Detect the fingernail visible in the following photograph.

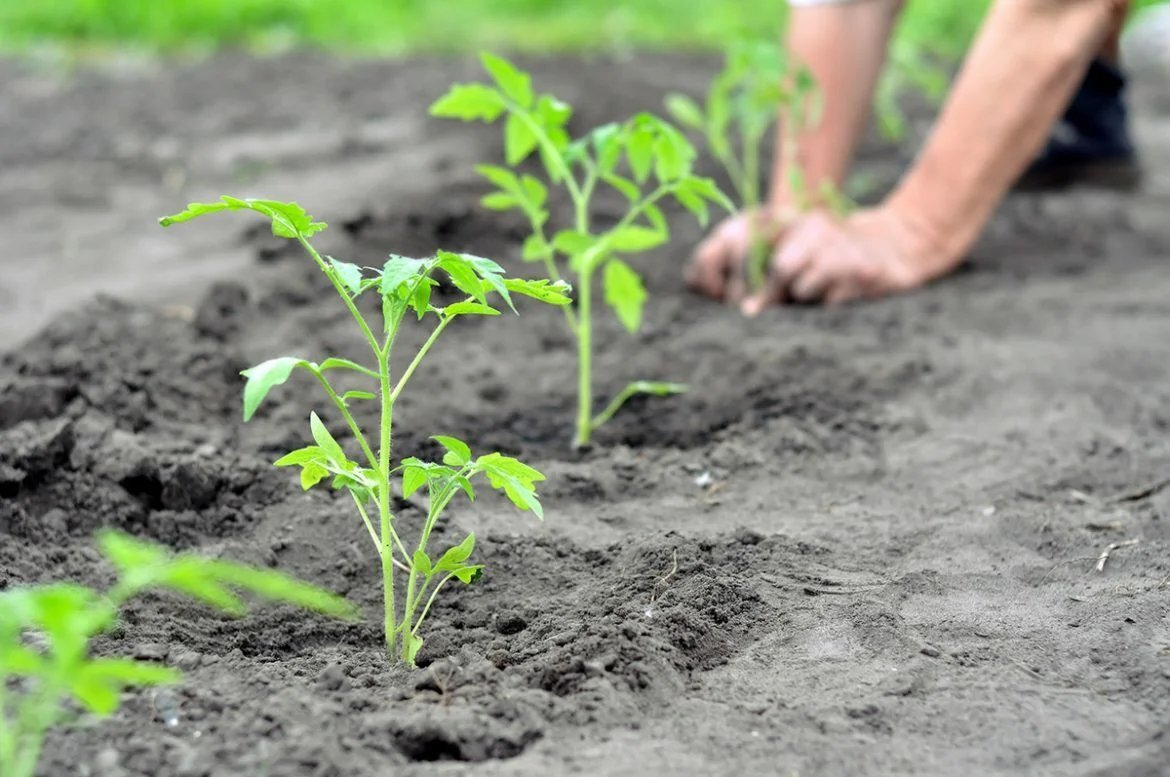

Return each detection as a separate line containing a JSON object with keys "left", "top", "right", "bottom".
{"left": 741, "top": 296, "right": 763, "bottom": 317}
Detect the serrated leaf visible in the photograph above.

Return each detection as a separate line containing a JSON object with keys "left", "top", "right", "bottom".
{"left": 309, "top": 412, "right": 345, "bottom": 465}
{"left": 674, "top": 188, "right": 709, "bottom": 227}
{"left": 665, "top": 94, "right": 705, "bottom": 130}
{"left": 444, "top": 301, "right": 501, "bottom": 317}
{"left": 462, "top": 254, "right": 515, "bottom": 313}
{"left": 435, "top": 533, "right": 476, "bottom": 571}
{"left": 504, "top": 113, "right": 539, "bottom": 165}
{"left": 328, "top": 258, "right": 363, "bottom": 295}
{"left": 503, "top": 278, "right": 573, "bottom": 306}
{"left": 535, "top": 94, "right": 572, "bottom": 130}
{"left": 609, "top": 226, "right": 666, "bottom": 253}
{"left": 476, "top": 453, "right": 545, "bottom": 519}
{"left": 653, "top": 129, "right": 691, "bottom": 183}
{"left": 476, "top": 164, "right": 520, "bottom": 190}
{"left": 452, "top": 565, "right": 484, "bottom": 584}
{"left": 319, "top": 357, "right": 377, "bottom": 376}
{"left": 429, "top": 83, "right": 506, "bottom": 121}
{"left": 603, "top": 259, "right": 646, "bottom": 334}
{"left": 433, "top": 435, "right": 472, "bottom": 466}
{"left": 521, "top": 176, "right": 547, "bottom": 209}
{"left": 402, "top": 465, "right": 428, "bottom": 499}
{"left": 436, "top": 251, "right": 487, "bottom": 303}
{"left": 480, "top": 52, "right": 533, "bottom": 108}
{"left": 159, "top": 196, "right": 325, "bottom": 239}
{"left": 381, "top": 255, "right": 427, "bottom": 297}
{"left": 241, "top": 357, "right": 308, "bottom": 422}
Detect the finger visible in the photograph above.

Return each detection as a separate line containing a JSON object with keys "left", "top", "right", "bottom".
{"left": 686, "top": 234, "right": 730, "bottom": 300}
{"left": 824, "top": 281, "right": 862, "bottom": 306}
{"left": 787, "top": 262, "right": 835, "bottom": 304}
{"left": 741, "top": 218, "right": 824, "bottom": 315}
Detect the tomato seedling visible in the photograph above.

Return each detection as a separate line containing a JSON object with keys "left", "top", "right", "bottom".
{"left": 0, "top": 531, "right": 355, "bottom": 777}
{"left": 666, "top": 42, "right": 849, "bottom": 292}
{"left": 431, "top": 54, "right": 731, "bottom": 448}
{"left": 160, "top": 196, "right": 570, "bottom": 664}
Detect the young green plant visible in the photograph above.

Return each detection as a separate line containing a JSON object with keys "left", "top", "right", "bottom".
{"left": 0, "top": 530, "right": 355, "bottom": 777}
{"left": 431, "top": 54, "right": 732, "bottom": 448}
{"left": 666, "top": 42, "right": 847, "bottom": 293}
{"left": 160, "top": 196, "right": 570, "bottom": 665}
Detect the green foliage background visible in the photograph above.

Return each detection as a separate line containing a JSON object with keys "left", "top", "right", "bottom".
{"left": 0, "top": 0, "right": 994, "bottom": 56}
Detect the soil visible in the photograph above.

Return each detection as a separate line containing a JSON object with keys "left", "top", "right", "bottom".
{"left": 2, "top": 49, "right": 1169, "bottom": 777}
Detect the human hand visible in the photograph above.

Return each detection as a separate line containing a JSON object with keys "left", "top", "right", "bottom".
{"left": 685, "top": 208, "right": 790, "bottom": 305}
{"left": 739, "top": 206, "right": 951, "bottom": 313}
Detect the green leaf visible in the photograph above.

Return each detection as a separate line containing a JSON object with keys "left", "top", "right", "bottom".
{"left": 504, "top": 113, "right": 539, "bottom": 165}
{"left": 480, "top": 52, "right": 534, "bottom": 108}
{"left": 476, "top": 164, "right": 520, "bottom": 190}
{"left": 444, "top": 301, "right": 501, "bottom": 317}
{"left": 204, "top": 560, "right": 358, "bottom": 620}
{"left": 609, "top": 226, "right": 666, "bottom": 253}
{"left": 273, "top": 446, "right": 327, "bottom": 467}
{"left": 674, "top": 188, "right": 708, "bottom": 227}
{"left": 429, "top": 83, "right": 506, "bottom": 121}
{"left": 342, "top": 390, "right": 377, "bottom": 402}
{"left": 436, "top": 251, "right": 487, "bottom": 303}
{"left": 319, "top": 357, "right": 377, "bottom": 377}
{"left": 535, "top": 95, "right": 572, "bottom": 131}
{"left": 503, "top": 278, "right": 573, "bottom": 306}
{"left": 241, "top": 357, "right": 309, "bottom": 422}
{"left": 309, "top": 412, "right": 345, "bottom": 465}
{"left": 623, "top": 380, "right": 688, "bottom": 397}
{"left": 402, "top": 464, "right": 429, "bottom": 499}
{"left": 481, "top": 192, "right": 519, "bottom": 211}
{"left": 433, "top": 435, "right": 472, "bottom": 466}
{"left": 301, "top": 462, "right": 329, "bottom": 490}
{"left": 653, "top": 128, "right": 691, "bottom": 183}
{"left": 381, "top": 255, "right": 427, "bottom": 297}
{"left": 665, "top": 93, "right": 705, "bottom": 130}
{"left": 552, "top": 230, "right": 594, "bottom": 258}
{"left": 463, "top": 254, "right": 515, "bottom": 313}
{"left": 435, "top": 533, "right": 476, "bottom": 571}
{"left": 159, "top": 196, "right": 325, "bottom": 239}
{"left": 73, "top": 659, "right": 180, "bottom": 715}
{"left": 522, "top": 235, "right": 551, "bottom": 263}
{"left": 521, "top": 176, "right": 548, "bottom": 209}
{"left": 626, "top": 128, "right": 654, "bottom": 183}
{"left": 412, "top": 550, "right": 433, "bottom": 577}
{"left": 476, "top": 453, "right": 545, "bottom": 519}
{"left": 328, "top": 258, "right": 363, "bottom": 296}
{"left": 602, "top": 173, "right": 641, "bottom": 202}
{"left": 452, "top": 565, "right": 484, "bottom": 584}
{"left": 603, "top": 259, "right": 646, "bottom": 334}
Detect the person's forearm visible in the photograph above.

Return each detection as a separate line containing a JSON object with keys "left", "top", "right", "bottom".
{"left": 887, "top": 0, "right": 1125, "bottom": 275}
{"left": 769, "top": 0, "right": 903, "bottom": 209}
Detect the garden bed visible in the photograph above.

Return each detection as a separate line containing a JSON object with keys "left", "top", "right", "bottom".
{"left": 1, "top": 53, "right": 1168, "bottom": 776}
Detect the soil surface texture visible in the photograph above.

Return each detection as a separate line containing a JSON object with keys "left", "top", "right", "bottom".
{"left": 1, "top": 50, "right": 1169, "bottom": 777}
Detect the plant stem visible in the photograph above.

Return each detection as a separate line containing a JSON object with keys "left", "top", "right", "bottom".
{"left": 390, "top": 316, "right": 453, "bottom": 403}
{"left": 312, "top": 371, "right": 378, "bottom": 471}
{"left": 376, "top": 348, "right": 396, "bottom": 661}
{"left": 411, "top": 573, "right": 456, "bottom": 636}
{"left": 296, "top": 235, "right": 382, "bottom": 359}
{"left": 573, "top": 264, "right": 594, "bottom": 449}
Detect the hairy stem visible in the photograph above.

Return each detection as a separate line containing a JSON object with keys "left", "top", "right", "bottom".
{"left": 376, "top": 347, "right": 397, "bottom": 661}
{"left": 573, "top": 264, "right": 594, "bottom": 449}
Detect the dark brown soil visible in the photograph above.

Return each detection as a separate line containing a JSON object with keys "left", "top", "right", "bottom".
{"left": 1, "top": 51, "right": 1169, "bottom": 776}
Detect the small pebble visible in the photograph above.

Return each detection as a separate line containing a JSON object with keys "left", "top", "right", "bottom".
{"left": 920, "top": 645, "right": 941, "bottom": 658}
{"left": 134, "top": 642, "right": 168, "bottom": 661}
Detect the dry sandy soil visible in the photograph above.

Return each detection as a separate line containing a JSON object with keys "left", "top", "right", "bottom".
{"left": 1, "top": 48, "right": 1168, "bottom": 776}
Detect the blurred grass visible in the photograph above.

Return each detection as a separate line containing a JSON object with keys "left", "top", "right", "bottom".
{"left": 0, "top": 0, "right": 985, "bottom": 56}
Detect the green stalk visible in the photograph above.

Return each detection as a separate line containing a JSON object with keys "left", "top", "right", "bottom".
{"left": 570, "top": 186, "right": 593, "bottom": 449}
{"left": 376, "top": 347, "right": 396, "bottom": 661}
{"left": 573, "top": 264, "right": 594, "bottom": 449}
{"left": 411, "top": 572, "right": 456, "bottom": 636}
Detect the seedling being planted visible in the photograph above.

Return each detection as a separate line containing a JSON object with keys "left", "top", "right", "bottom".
{"left": 0, "top": 531, "right": 355, "bottom": 777}
{"left": 160, "top": 196, "right": 570, "bottom": 665}
{"left": 431, "top": 53, "right": 731, "bottom": 448}
{"left": 666, "top": 42, "right": 848, "bottom": 292}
